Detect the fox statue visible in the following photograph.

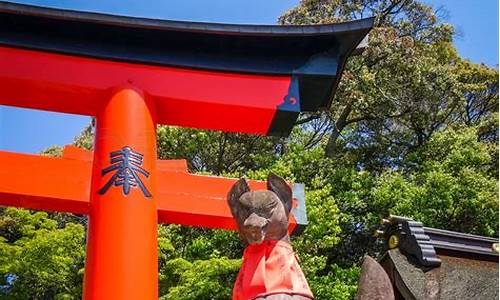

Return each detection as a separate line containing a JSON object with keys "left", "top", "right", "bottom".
{"left": 227, "top": 173, "right": 314, "bottom": 300}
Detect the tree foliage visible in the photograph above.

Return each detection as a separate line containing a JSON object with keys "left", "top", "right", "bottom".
{"left": 0, "top": 208, "right": 85, "bottom": 299}
{"left": 0, "top": 1, "right": 498, "bottom": 299}
{"left": 374, "top": 128, "right": 499, "bottom": 236}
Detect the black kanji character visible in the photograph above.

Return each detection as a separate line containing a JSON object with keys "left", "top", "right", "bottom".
{"left": 98, "top": 146, "right": 152, "bottom": 197}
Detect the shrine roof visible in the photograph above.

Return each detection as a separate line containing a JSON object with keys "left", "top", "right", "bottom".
{"left": 376, "top": 216, "right": 499, "bottom": 300}
{"left": 0, "top": 1, "right": 373, "bottom": 111}
{"left": 381, "top": 249, "right": 498, "bottom": 300}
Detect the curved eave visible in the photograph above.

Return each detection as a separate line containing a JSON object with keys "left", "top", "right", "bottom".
{"left": 0, "top": 1, "right": 373, "bottom": 111}
{"left": 0, "top": 1, "right": 373, "bottom": 37}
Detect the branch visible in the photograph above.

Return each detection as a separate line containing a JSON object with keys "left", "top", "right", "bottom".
{"left": 295, "top": 114, "right": 322, "bottom": 125}
{"left": 377, "top": 0, "right": 407, "bottom": 26}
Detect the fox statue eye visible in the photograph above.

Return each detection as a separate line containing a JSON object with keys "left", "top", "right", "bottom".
{"left": 258, "top": 207, "right": 274, "bottom": 220}
{"left": 240, "top": 207, "right": 252, "bottom": 222}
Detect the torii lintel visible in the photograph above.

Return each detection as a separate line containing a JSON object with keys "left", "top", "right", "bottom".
{"left": 0, "top": 1, "right": 373, "bottom": 136}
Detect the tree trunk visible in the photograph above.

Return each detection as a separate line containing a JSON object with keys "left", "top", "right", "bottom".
{"left": 325, "top": 103, "right": 352, "bottom": 158}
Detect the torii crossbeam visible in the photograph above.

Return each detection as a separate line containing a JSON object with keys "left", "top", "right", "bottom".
{"left": 0, "top": 2, "right": 372, "bottom": 299}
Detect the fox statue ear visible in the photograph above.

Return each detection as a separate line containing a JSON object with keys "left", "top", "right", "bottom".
{"left": 267, "top": 173, "right": 292, "bottom": 214}
{"left": 227, "top": 178, "right": 250, "bottom": 218}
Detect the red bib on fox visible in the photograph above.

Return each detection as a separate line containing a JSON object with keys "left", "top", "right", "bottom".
{"left": 233, "top": 240, "right": 313, "bottom": 300}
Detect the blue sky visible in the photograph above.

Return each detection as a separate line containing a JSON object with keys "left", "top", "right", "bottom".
{"left": 0, "top": 0, "right": 498, "bottom": 154}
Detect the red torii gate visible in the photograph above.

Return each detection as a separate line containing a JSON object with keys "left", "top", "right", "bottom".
{"left": 0, "top": 2, "right": 372, "bottom": 299}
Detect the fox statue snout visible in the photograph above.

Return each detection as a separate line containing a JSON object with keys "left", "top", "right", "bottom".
{"left": 243, "top": 213, "right": 268, "bottom": 244}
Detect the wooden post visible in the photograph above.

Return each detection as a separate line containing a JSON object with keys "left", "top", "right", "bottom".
{"left": 83, "top": 88, "right": 158, "bottom": 300}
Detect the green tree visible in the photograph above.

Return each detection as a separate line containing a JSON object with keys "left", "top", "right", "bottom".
{"left": 279, "top": 0, "right": 498, "bottom": 175}
{"left": 0, "top": 208, "right": 85, "bottom": 299}
{"left": 160, "top": 258, "right": 240, "bottom": 300}
{"left": 374, "top": 128, "right": 499, "bottom": 236}
{"left": 157, "top": 126, "right": 280, "bottom": 175}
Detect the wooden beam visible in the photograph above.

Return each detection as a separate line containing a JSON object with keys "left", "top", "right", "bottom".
{"left": 0, "top": 146, "right": 304, "bottom": 233}
{"left": 0, "top": 46, "right": 296, "bottom": 136}
{"left": 0, "top": 148, "right": 91, "bottom": 214}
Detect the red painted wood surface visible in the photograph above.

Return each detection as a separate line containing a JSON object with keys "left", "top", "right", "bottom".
{"left": 0, "top": 149, "right": 91, "bottom": 214}
{"left": 83, "top": 89, "right": 158, "bottom": 300}
{"left": 0, "top": 146, "right": 298, "bottom": 233}
{"left": 0, "top": 46, "right": 292, "bottom": 135}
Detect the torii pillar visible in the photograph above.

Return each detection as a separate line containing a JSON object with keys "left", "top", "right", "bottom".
{"left": 85, "top": 88, "right": 159, "bottom": 299}
{"left": 0, "top": 2, "right": 372, "bottom": 299}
